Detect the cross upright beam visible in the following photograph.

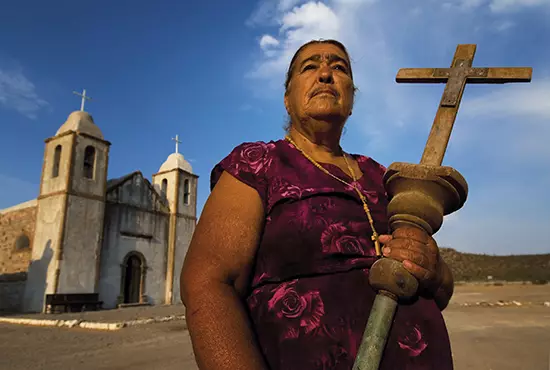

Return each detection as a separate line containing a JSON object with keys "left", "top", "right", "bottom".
{"left": 72, "top": 89, "right": 92, "bottom": 112}
{"left": 396, "top": 44, "right": 532, "bottom": 166}
{"left": 172, "top": 135, "right": 182, "bottom": 154}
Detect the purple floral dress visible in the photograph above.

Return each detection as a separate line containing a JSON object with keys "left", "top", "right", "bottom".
{"left": 211, "top": 139, "right": 453, "bottom": 370}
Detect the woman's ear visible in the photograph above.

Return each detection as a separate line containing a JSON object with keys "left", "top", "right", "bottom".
{"left": 284, "top": 94, "right": 290, "bottom": 114}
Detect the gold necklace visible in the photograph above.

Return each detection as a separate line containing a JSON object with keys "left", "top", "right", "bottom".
{"left": 285, "top": 135, "right": 382, "bottom": 257}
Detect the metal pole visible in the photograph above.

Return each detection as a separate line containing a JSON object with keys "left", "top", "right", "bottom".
{"left": 352, "top": 293, "right": 398, "bottom": 370}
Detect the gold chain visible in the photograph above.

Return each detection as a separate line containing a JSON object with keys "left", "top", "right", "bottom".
{"left": 285, "top": 135, "right": 381, "bottom": 257}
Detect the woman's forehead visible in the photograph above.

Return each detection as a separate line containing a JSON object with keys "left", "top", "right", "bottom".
{"left": 296, "top": 43, "right": 349, "bottom": 62}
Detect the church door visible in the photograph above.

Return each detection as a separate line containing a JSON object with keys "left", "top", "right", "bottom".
{"left": 124, "top": 255, "right": 142, "bottom": 304}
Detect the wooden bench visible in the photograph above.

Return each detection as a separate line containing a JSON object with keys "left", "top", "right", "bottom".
{"left": 45, "top": 293, "right": 103, "bottom": 313}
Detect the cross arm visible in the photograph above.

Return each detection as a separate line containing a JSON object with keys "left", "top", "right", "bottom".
{"left": 467, "top": 67, "right": 532, "bottom": 83}
{"left": 396, "top": 67, "right": 532, "bottom": 83}
{"left": 395, "top": 68, "right": 448, "bottom": 83}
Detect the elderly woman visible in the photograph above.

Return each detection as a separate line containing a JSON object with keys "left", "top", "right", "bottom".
{"left": 181, "top": 40, "right": 455, "bottom": 370}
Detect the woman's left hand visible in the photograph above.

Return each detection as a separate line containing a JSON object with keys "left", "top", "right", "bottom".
{"left": 378, "top": 226, "right": 443, "bottom": 297}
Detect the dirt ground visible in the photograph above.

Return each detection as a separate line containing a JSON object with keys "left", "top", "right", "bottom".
{"left": 0, "top": 284, "right": 548, "bottom": 370}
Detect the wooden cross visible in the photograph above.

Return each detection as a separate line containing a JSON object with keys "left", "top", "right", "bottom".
{"left": 72, "top": 89, "right": 92, "bottom": 112}
{"left": 396, "top": 44, "right": 532, "bottom": 166}
{"left": 172, "top": 134, "right": 182, "bottom": 154}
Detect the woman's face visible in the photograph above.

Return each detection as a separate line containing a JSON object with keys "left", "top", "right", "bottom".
{"left": 285, "top": 43, "right": 354, "bottom": 125}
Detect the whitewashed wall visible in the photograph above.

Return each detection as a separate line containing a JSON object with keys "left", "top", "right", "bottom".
{"left": 98, "top": 173, "right": 169, "bottom": 308}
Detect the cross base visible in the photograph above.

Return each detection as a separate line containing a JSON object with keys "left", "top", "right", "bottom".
{"left": 383, "top": 162, "right": 469, "bottom": 235}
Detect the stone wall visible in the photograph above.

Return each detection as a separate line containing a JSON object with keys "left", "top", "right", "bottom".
{"left": 172, "top": 215, "right": 195, "bottom": 304}
{"left": 0, "top": 205, "right": 37, "bottom": 275}
{"left": 24, "top": 196, "right": 62, "bottom": 313}
{"left": 0, "top": 273, "right": 26, "bottom": 312}
{"left": 57, "top": 195, "right": 105, "bottom": 294}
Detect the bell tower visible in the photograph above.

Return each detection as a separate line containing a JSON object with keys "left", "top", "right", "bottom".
{"left": 24, "top": 107, "right": 110, "bottom": 312}
{"left": 152, "top": 135, "right": 198, "bottom": 304}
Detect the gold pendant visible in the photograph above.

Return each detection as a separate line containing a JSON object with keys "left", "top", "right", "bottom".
{"left": 372, "top": 235, "right": 382, "bottom": 257}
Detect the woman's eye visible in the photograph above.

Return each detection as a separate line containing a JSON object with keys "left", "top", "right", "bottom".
{"left": 334, "top": 65, "right": 348, "bottom": 73}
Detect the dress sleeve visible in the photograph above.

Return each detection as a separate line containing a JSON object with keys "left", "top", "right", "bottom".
{"left": 373, "top": 160, "right": 387, "bottom": 176}
{"left": 363, "top": 157, "right": 388, "bottom": 198}
{"left": 210, "top": 141, "right": 274, "bottom": 212}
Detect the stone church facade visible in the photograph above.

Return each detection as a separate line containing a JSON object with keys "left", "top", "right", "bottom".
{"left": 0, "top": 111, "right": 198, "bottom": 313}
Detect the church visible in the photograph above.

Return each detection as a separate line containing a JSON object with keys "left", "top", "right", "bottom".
{"left": 0, "top": 109, "right": 198, "bottom": 313}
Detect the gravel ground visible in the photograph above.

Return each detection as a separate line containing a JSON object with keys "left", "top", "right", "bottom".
{"left": 0, "top": 285, "right": 548, "bottom": 370}
{"left": 2, "top": 304, "right": 186, "bottom": 323}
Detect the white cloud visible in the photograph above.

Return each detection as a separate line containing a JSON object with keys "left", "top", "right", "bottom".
{"left": 446, "top": 78, "right": 550, "bottom": 164}
{"left": 490, "top": 0, "right": 550, "bottom": 12}
{"left": 461, "top": 0, "right": 487, "bottom": 8}
{"left": 278, "top": 0, "right": 303, "bottom": 12}
{"left": 0, "top": 66, "right": 48, "bottom": 119}
{"left": 445, "top": 0, "right": 550, "bottom": 11}
{"left": 280, "top": 2, "right": 340, "bottom": 33}
{"left": 246, "top": 0, "right": 278, "bottom": 26}
{"left": 493, "top": 20, "right": 515, "bottom": 31}
{"left": 259, "top": 34, "right": 280, "bottom": 50}
{"left": 247, "top": 2, "right": 344, "bottom": 81}
{"left": 463, "top": 78, "right": 550, "bottom": 120}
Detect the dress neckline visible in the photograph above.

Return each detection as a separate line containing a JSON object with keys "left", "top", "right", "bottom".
{"left": 281, "top": 138, "right": 366, "bottom": 183}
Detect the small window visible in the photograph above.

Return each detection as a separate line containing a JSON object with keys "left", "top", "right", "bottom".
{"left": 161, "top": 179, "right": 168, "bottom": 198}
{"left": 15, "top": 234, "right": 30, "bottom": 251}
{"left": 183, "top": 179, "right": 190, "bottom": 205}
{"left": 83, "top": 146, "right": 96, "bottom": 179}
{"left": 52, "top": 145, "right": 62, "bottom": 178}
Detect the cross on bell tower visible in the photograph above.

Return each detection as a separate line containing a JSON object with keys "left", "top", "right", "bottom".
{"left": 73, "top": 89, "right": 92, "bottom": 112}
{"left": 172, "top": 135, "right": 182, "bottom": 154}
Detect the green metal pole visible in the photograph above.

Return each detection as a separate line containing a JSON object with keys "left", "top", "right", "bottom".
{"left": 352, "top": 292, "right": 398, "bottom": 370}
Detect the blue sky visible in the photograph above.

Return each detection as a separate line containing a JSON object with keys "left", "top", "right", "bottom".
{"left": 1, "top": 0, "right": 549, "bottom": 255}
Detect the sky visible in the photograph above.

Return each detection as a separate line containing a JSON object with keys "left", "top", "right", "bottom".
{"left": 1, "top": 0, "right": 549, "bottom": 255}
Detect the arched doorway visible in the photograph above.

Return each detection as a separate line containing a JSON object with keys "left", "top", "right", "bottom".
{"left": 121, "top": 252, "right": 146, "bottom": 304}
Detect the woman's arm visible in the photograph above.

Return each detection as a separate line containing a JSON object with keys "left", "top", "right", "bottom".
{"left": 180, "top": 171, "right": 269, "bottom": 370}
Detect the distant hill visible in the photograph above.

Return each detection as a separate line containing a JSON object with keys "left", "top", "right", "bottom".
{"left": 440, "top": 247, "right": 550, "bottom": 283}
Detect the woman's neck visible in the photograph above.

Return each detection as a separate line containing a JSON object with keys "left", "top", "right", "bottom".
{"left": 287, "top": 124, "right": 344, "bottom": 160}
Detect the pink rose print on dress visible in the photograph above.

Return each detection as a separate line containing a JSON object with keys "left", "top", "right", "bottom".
{"left": 268, "top": 177, "right": 303, "bottom": 200}
{"left": 252, "top": 272, "right": 271, "bottom": 287}
{"left": 315, "top": 345, "right": 349, "bottom": 369}
{"left": 267, "top": 280, "right": 325, "bottom": 340}
{"left": 286, "top": 200, "right": 328, "bottom": 231}
{"left": 247, "top": 289, "right": 261, "bottom": 311}
{"left": 237, "top": 142, "right": 275, "bottom": 175}
{"left": 320, "top": 222, "right": 372, "bottom": 255}
{"left": 398, "top": 323, "right": 428, "bottom": 357}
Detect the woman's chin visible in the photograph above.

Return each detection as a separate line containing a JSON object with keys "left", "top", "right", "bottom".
{"left": 306, "top": 110, "right": 348, "bottom": 123}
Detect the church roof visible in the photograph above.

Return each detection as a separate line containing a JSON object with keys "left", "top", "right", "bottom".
{"left": 106, "top": 171, "right": 141, "bottom": 192}
{"left": 158, "top": 152, "right": 193, "bottom": 174}
{"left": 56, "top": 111, "right": 104, "bottom": 139}
{"left": 0, "top": 199, "right": 37, "bottom": 215}
{"left": 105, "top": 171, "right": 169, "bottom": 211}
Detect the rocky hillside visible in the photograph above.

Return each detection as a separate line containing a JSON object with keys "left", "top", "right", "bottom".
{"left": 440, "top": 248, "right": 550, "bottom": 283}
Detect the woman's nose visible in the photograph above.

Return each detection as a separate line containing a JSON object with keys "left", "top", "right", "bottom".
{"left": 318, "top": 65, "right": 334, "bottom": 84}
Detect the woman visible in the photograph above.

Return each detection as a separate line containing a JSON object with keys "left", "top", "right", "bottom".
{"left": 180, "top": 40, "right": 455, "bottom": 370}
